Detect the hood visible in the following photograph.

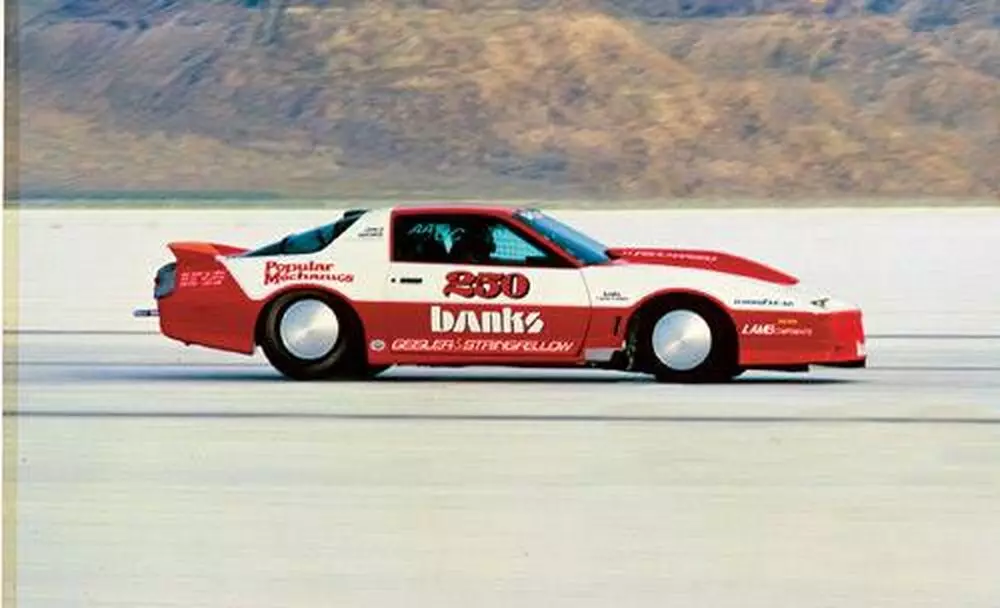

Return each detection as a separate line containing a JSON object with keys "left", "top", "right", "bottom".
{"left": 606, "top": 247, "right": 798, "bottom": 286}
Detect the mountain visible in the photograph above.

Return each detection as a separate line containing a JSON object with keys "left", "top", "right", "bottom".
{"left": 12, "top": 0, "right": 1000, "bottom": 199}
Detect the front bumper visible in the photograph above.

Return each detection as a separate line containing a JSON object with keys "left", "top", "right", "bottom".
{"left": 737, "top": 308, "right": 867, "bottom": 369}
{"left": 814, "top": 308, "right": 867, "bottom": 365}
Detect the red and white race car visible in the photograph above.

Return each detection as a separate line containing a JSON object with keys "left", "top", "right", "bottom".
{"left": 133, "top": 204, "right": 866, "bottom": 382}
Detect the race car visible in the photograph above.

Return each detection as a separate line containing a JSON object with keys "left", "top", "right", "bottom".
{"left": 132, "top": 204, "right": 866, "bottom": 382}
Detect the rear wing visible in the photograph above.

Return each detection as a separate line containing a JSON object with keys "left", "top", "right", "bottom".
{"left": 132, "top": 241, "right": 248, "bottom": 318}
{"left": 168, "top": 241, "right": 248, "bottom": 263}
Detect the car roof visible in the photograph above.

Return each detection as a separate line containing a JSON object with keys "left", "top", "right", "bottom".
{"left": 384, "top": 201, "right": 526, "bottom": 215}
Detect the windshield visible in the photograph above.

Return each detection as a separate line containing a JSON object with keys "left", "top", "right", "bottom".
{"left": 242, "top": 210, "right": 366, "bottom": 257}
{"left": 513, "top": 209, "right": 610, "bottom": 265}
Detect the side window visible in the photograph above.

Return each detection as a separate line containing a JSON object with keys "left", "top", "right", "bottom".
{"left": 393, "top": 217, "right": 453, "bottom": 263}
{"left": 488, "top": 224, "right": 550, "bottom": 265}
{"left": 242, "top": 212, "right": 363, "bottom": 257}
{"left": 393, "top": 214, "right": 566, "bottom": 267}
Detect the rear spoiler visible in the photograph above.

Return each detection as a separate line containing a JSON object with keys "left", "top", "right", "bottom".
{"left": 168, "top": 241, "right": 248, "bottom": 263}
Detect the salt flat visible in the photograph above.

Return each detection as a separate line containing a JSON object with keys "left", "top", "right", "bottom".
{"left": 6, "top": 332, "right": 1000, "bottom": 608}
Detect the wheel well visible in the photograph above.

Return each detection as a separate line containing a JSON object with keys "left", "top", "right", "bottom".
{"left": 254, "top": 288, "right": 367, "bottom": 353}
{"left": 624, "top": 292, "right": 739, "bottom": 366}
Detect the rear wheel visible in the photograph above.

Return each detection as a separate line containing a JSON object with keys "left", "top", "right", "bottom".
{"left": 259, "top": 291, "right": 368, "bottom": 380}
{"left": 632, "top": 297, "right": 740, "bottom": 383}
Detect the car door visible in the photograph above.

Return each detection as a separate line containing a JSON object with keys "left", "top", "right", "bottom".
{"left": 375, "top": 210, "right": 593, "bottom": 359}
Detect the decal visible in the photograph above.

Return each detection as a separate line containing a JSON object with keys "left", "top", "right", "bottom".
{"left": 391, "top": 337, "right": 575, "bottom": 354}
{"left": 358, "top": 226, "right": 384, "bottom": 239}
{"left": 408, "top": 223, "right": 443, "bottom": 236}
{"left": 443, "top": 271, "right": 531, "bottom": 300}
{"left": 430, "top": 306, "right": 544, "bottom": 334}
{"left": 264, "top": 261, "right": 354, "bottom": 286}
{"left": 741, "top": 323, "right": 813, "bottom": 337}
{"left": 733, "top": 298, "right": 795, "bottom": 307}
{"left": 596, "top": 290, "right": 628, "bottom": 303}
{"left": 369, "top": 339, "right": 386, "bottom": 352}
{"left": 617, "top": 249, "right": 719, "bottom": 263}
{"left": 178, "top": 270, "right": 227, "bottom": 288}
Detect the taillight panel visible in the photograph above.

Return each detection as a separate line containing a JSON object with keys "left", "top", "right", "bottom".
{"left": 154, "top": 262, "right": 177, "bottom": 299}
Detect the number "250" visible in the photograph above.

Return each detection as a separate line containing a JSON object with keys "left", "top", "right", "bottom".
{"left": 443, "top": 271, "right": 531, "bottom": 300}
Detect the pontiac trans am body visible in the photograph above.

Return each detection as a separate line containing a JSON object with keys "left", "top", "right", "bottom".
{"left": 134, "top": 205, "right": 867, "bottom": 381}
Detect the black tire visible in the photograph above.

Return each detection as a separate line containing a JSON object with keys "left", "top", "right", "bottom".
{"left": 631, "top": 296, "right": 740, "bottom": 384}
{"left": 258, "top": 290, "right": 368, "bottom": 381}
{"left": 364, "top": 365, "right": 392, "bottom": 379}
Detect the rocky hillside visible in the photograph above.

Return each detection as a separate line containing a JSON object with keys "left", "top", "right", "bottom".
{"left": 13, "top": 0, "right": 1000, "bottom": 199}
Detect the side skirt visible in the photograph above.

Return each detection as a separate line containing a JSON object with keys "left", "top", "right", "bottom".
{"left": 744, "top": 364, "right": 811, "bottom": 373}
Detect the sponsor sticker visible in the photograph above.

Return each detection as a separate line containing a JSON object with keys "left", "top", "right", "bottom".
{"left": 369, "top": 339, "right": 386, "bottom": 352}
{"left": 596, "top": 290, "right": 628, "bottom": 302}
{"left": 741, "top": 323, "right": 813, "bottom": 337}
{"left": 617, "top": 249, "right": 719, "bottom": 263}
{"left": 178, "top": 270, "right": 227, "bottom": 288}
{"left": 408, "top": 223, "right": 438, "bottom": 236}
{"left": 443, "top": 271, "right": 530, "bottom": 300}
{"left": 391, "top": 337, "right": 575, "bottom": 354}
{"left": 264, "top": 261, "right": 354, "bottom": 286}
{"left": 358, "top": 226, "right": 384, "bottom": 239}
{"left": 733, "top": 298, "right": 795, "bottom": 307}
{"left": 431, "top": 305, "right": 544, "bottom": 334}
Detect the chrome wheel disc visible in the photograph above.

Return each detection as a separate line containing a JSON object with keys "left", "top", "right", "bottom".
{"left": 278, "top": 299, "right": 340, "bottom": 360}
{"left": 650, "top": 310, "right": 712, "bottom": 371}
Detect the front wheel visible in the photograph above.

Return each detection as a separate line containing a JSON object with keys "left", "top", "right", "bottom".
{"left": 633, "top": 299, "right": 740, "bottom": 383}
{"left": 259, "top": 291, "right": 366, "bottom": 380}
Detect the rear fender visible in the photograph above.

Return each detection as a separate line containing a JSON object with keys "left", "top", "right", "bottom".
{"left": 253, "top": 283, "right": 361, "bottom": 344}
{"left": 155, "top": 241, "right": 256, "bottom": 354}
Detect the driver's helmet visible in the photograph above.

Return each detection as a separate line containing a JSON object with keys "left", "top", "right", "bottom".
{"left": 451, "top": 221, "right": 496, "bottom": 262}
